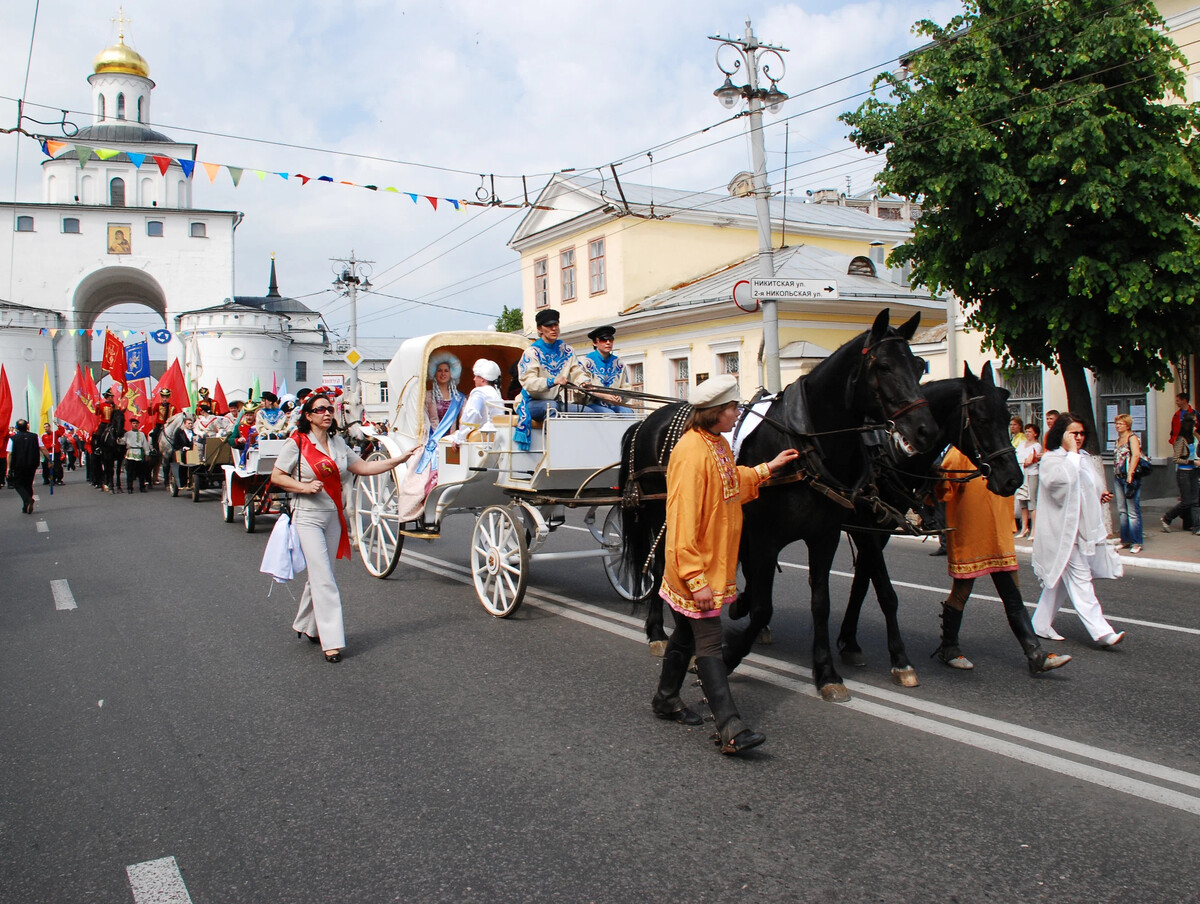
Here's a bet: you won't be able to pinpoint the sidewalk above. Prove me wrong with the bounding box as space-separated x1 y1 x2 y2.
1013 496 1200 576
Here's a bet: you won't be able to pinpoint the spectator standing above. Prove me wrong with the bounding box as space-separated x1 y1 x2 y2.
1014 423 1042 538
1112 413 1144 554
9 420 39 514
1161 413 1199 534
1169 393 1197 446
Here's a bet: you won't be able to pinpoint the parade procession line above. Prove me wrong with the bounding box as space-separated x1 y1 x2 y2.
401 548 1200 819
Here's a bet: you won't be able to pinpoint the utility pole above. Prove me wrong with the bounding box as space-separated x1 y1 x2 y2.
711 19 789 393
331 251 372 422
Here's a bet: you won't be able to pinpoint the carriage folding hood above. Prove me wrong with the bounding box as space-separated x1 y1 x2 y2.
382 331 529 455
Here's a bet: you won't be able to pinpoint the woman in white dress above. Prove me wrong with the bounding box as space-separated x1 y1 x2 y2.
452 359 504 446
1030 413 1126 647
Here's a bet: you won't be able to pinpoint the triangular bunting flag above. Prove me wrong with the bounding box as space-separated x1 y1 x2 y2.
318 175 333 182
426 197 438 210
254 170 267 181
95 148 119 160
153 155 172 175
77 146 93 167
180 160 195 178
449 199 460 210
227 167 243 186
339 180 354 186
364 185 378 191
128 152 146 168
295 174 310 185
277 172 289 180
45 139 67 156
202 162 221 183
385 187 399 193
407 193 418 203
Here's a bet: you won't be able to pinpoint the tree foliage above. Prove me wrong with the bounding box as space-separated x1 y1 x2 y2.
495 304 523 333
842 0 1200 414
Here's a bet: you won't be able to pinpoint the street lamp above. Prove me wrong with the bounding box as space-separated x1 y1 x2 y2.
331 251 373 421
709 19 789 393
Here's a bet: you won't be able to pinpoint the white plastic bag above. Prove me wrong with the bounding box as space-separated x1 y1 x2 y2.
260 512 307 582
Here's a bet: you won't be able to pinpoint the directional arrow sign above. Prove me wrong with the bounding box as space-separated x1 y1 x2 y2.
751 278 839 300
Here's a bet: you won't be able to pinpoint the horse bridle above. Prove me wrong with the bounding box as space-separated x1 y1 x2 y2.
846 333 931 433
955 386 1012 482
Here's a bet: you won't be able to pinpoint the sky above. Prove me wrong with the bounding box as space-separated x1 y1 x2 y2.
0 0 963 347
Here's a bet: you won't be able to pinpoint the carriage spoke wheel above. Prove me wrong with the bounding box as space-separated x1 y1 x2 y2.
353 452 403 579
601 506 657 602
243 496 256 533
471 505 528 618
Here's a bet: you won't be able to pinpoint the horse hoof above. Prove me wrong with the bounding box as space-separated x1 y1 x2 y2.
819 683 851 703
891 667 920 688
756 626 773 645
648 640 668 658
840 649 867 667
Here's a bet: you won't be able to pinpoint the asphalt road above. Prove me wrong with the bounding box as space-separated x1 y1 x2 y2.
3 472 1200 904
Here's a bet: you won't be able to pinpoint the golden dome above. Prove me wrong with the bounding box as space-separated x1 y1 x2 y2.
92 38 149 78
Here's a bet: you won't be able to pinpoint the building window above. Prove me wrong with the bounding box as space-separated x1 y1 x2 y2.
672 357 689 400
560 248 576 302
379 381 389 404
718 351 740 391
137 96 144 123
62 217 80 234
110 177 126 207
295 361 307 382
534 256 549 308
15 216 33 232
1096 373 1149 454
98 95 105 120
190 222 207 238
116 93 126 120
588 237 607 295
998 366 1043 432
147 220 164 237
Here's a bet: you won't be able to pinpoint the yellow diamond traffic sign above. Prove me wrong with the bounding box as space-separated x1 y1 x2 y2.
343 347 363 368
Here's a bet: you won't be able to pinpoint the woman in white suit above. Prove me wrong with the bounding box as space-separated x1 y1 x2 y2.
1031 413 1126 647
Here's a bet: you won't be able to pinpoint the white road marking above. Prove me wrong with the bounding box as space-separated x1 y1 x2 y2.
126 856 193 904
403 548 1200 816
50 579 76 611
36 520 48 533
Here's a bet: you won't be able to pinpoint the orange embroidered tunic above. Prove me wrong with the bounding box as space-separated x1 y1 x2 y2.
659 429 770 618
936 447 1018 578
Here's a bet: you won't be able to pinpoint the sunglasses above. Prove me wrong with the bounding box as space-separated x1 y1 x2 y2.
309 406 335 414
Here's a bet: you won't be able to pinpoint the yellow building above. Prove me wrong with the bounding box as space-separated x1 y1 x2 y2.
509 174 947 401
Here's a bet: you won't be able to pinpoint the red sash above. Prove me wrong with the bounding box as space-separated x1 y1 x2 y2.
297 434 351 560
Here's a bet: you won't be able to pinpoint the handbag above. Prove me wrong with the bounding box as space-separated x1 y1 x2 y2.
1134 457 1152 478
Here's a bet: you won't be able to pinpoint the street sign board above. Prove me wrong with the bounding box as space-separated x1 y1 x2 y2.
343 347 364 368
751 278 839 300
732 279 758 312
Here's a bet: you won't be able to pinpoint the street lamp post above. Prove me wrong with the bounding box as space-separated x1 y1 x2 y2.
710 19 788 393
331 251 373 422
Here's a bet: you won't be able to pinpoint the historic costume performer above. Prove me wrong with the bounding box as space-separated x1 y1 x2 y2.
452 359 505 446
578 324 634 413
98 389 117 425
254 391 288 438
270 394 415 663
424 353 464 429
1031 413 1127 646
650 375 798 755
933 446 1072 675
9 419 40 514
515 308 588 449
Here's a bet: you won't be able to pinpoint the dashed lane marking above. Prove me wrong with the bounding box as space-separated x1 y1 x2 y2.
50 580 76 611
402 548 1200 817
36 520 48 533
126 856 193 904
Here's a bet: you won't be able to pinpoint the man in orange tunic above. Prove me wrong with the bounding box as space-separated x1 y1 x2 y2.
934 446 1072 675
651 375 798 755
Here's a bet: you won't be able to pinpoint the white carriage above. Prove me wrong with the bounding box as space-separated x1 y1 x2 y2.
221 438 291 532
352 331 649 616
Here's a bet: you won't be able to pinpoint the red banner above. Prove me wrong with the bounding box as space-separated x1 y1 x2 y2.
122 379 150 429
101 331 127 388
0 365 12 441
156 359 191 413
54 365 100 433
213 380 229 416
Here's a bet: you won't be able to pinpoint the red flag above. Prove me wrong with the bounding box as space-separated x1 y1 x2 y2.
153 155 172 176
80 365 102 410
54 365 100 433
156 359 191 411
212 380 230 416
0 364 12 437
122 379 150 428
101 331 127 387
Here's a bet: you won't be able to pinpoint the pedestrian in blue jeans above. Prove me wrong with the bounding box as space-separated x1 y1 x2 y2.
1161 414 1199 534
1112 413 1144 553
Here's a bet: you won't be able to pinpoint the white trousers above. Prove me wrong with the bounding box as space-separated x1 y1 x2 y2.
1031 545 1116 641
291 507 346 652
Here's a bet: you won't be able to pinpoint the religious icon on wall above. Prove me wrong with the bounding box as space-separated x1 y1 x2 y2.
107 224 132 255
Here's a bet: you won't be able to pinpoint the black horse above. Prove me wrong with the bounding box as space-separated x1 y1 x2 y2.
94 409 126 492
619 308 938 702
835 363 1024 687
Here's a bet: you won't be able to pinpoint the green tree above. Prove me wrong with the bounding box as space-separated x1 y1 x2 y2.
495 304 523 333
842 0 1200 440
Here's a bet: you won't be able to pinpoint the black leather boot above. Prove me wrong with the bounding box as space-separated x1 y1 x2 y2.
1001 593 1072 674
932 603 974 669
695 656 765 755
652 646 702 725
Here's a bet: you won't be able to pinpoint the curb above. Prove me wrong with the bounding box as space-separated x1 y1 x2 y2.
1010 542 1200 576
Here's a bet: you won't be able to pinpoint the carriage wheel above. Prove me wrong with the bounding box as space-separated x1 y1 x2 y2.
222 501 235 523
243 498 256 533
191 477 201 503
601 506 657 602
353 453 403 579
169 469 179 497
471 505 528 618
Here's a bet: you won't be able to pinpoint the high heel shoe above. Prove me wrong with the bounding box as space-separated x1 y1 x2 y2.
324 649 343 663
297 631 320 644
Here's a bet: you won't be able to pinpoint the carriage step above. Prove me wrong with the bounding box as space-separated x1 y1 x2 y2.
400 528 441 540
